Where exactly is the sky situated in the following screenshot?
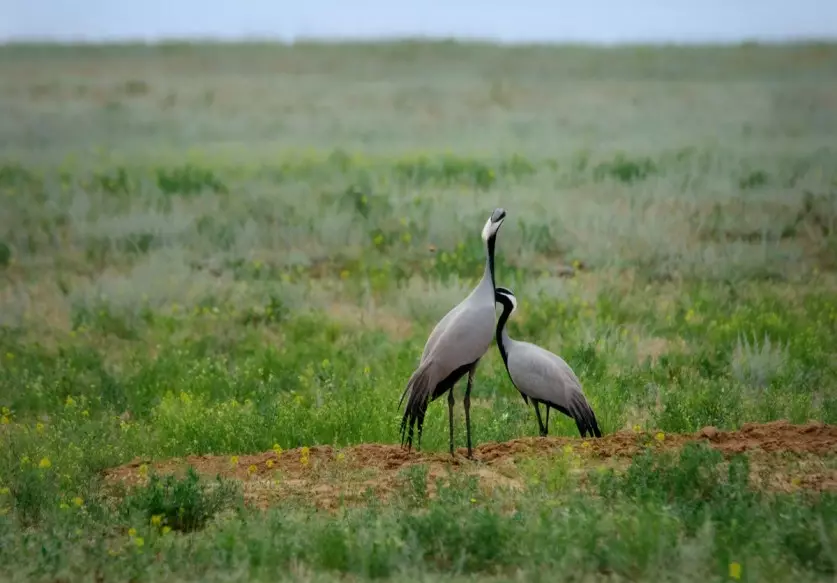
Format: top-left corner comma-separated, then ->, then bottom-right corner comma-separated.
2,0 -> 836,44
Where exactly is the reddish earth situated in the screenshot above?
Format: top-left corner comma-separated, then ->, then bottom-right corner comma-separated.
103,421 -> 837,510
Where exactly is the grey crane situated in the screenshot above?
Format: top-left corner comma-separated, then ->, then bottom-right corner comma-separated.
398,207 -> 508,458
494,286 -> 602,438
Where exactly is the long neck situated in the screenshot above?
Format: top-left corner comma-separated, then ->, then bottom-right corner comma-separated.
482,235 -> 497,290
495,303 -> 512,367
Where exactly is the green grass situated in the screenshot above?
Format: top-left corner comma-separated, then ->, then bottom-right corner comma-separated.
1,40 -> 837,581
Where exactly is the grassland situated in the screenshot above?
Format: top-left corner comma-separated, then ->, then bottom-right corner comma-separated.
1,40 -> 837,582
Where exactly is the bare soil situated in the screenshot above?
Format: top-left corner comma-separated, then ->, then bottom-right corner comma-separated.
103,420 -> 837,510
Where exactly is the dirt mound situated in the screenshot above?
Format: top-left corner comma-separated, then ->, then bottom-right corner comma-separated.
103,421 -> 837,510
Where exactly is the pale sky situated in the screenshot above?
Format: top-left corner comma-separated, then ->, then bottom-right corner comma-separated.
2,0 -> 836,44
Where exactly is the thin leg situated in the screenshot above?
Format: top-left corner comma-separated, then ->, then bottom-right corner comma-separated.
464,365 -> 476,458
447,388 -> 455,456
533,402 -> 547,437
545,405 -> 550,435
417,406 -> 426,451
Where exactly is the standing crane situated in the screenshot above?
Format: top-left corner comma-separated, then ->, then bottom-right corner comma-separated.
399,208 -> 507,458
494,286 -> 603,438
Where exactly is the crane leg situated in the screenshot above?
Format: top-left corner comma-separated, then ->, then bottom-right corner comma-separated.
533,402 -> 547,437
447,388 -> 455,456
545,405 -> 550,435
464,365 -> 475,459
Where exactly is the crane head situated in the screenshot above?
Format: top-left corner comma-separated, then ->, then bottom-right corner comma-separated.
494,286 -> 517,316
481,207 -> 507,242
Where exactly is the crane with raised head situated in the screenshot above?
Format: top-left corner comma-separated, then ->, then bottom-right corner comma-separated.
494,286 -> 602,438
399,207 -> 507,458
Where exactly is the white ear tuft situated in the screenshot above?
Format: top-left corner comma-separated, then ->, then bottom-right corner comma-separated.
481,217 -> 493,241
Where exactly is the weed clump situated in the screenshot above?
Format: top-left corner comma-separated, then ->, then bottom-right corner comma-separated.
123,466 -> 241,532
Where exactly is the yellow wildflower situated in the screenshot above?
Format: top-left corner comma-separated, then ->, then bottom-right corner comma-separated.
655,432 -> 665,442
247,464 -> 257,475
230,456 -> 239,467
151,515 -> 162,526
266,459 -> 274,469
65,396 -> 75,408
729,562 -> 742,580
128,528 -> 137,537
162,526 -> 172,535
35,423 -> 44,434
300,446 -> 310,466
72,496 -> 83,507
38,457 -> 51,469
632,424 -> 641,433
272,444 -> 283,458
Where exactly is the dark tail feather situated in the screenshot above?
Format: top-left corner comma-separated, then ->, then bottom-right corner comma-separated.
399,360 -> 436,450
569,393 -> 603,438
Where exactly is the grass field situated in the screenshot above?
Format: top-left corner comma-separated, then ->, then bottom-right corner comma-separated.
1,40 -> 837,582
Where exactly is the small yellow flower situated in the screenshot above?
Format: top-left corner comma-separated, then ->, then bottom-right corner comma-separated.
161,526 -> 172,535
272,444 -> 283,458
336,452 -> 345,462
300,446 -> 310,466
38,457 -> 52,469
72,496 -> 83,507
128,528 -> 137,537
632,424 -> 642,433
729,561 -> 742,580
134,536 -> 144,548
363,365 -> 371,375
35,422 -> 44,434
265,459 -> 274,469
655,432 -> 665,442
0,416 -> 8,425
150,514 -> 162,526
340,269 -> 350,280
581,441 -> 591,449
65,396 -> 75,408
138,464 -> 148,477
230,455 -> 239,467
247,464 -> 257,475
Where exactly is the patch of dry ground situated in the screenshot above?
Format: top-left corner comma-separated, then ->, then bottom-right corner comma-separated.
104,421 -> 837,510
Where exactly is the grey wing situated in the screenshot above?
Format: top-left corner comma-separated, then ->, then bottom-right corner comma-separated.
420,301 -> 464,362
424,303 -> 496,377
507,344 -> 581,404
